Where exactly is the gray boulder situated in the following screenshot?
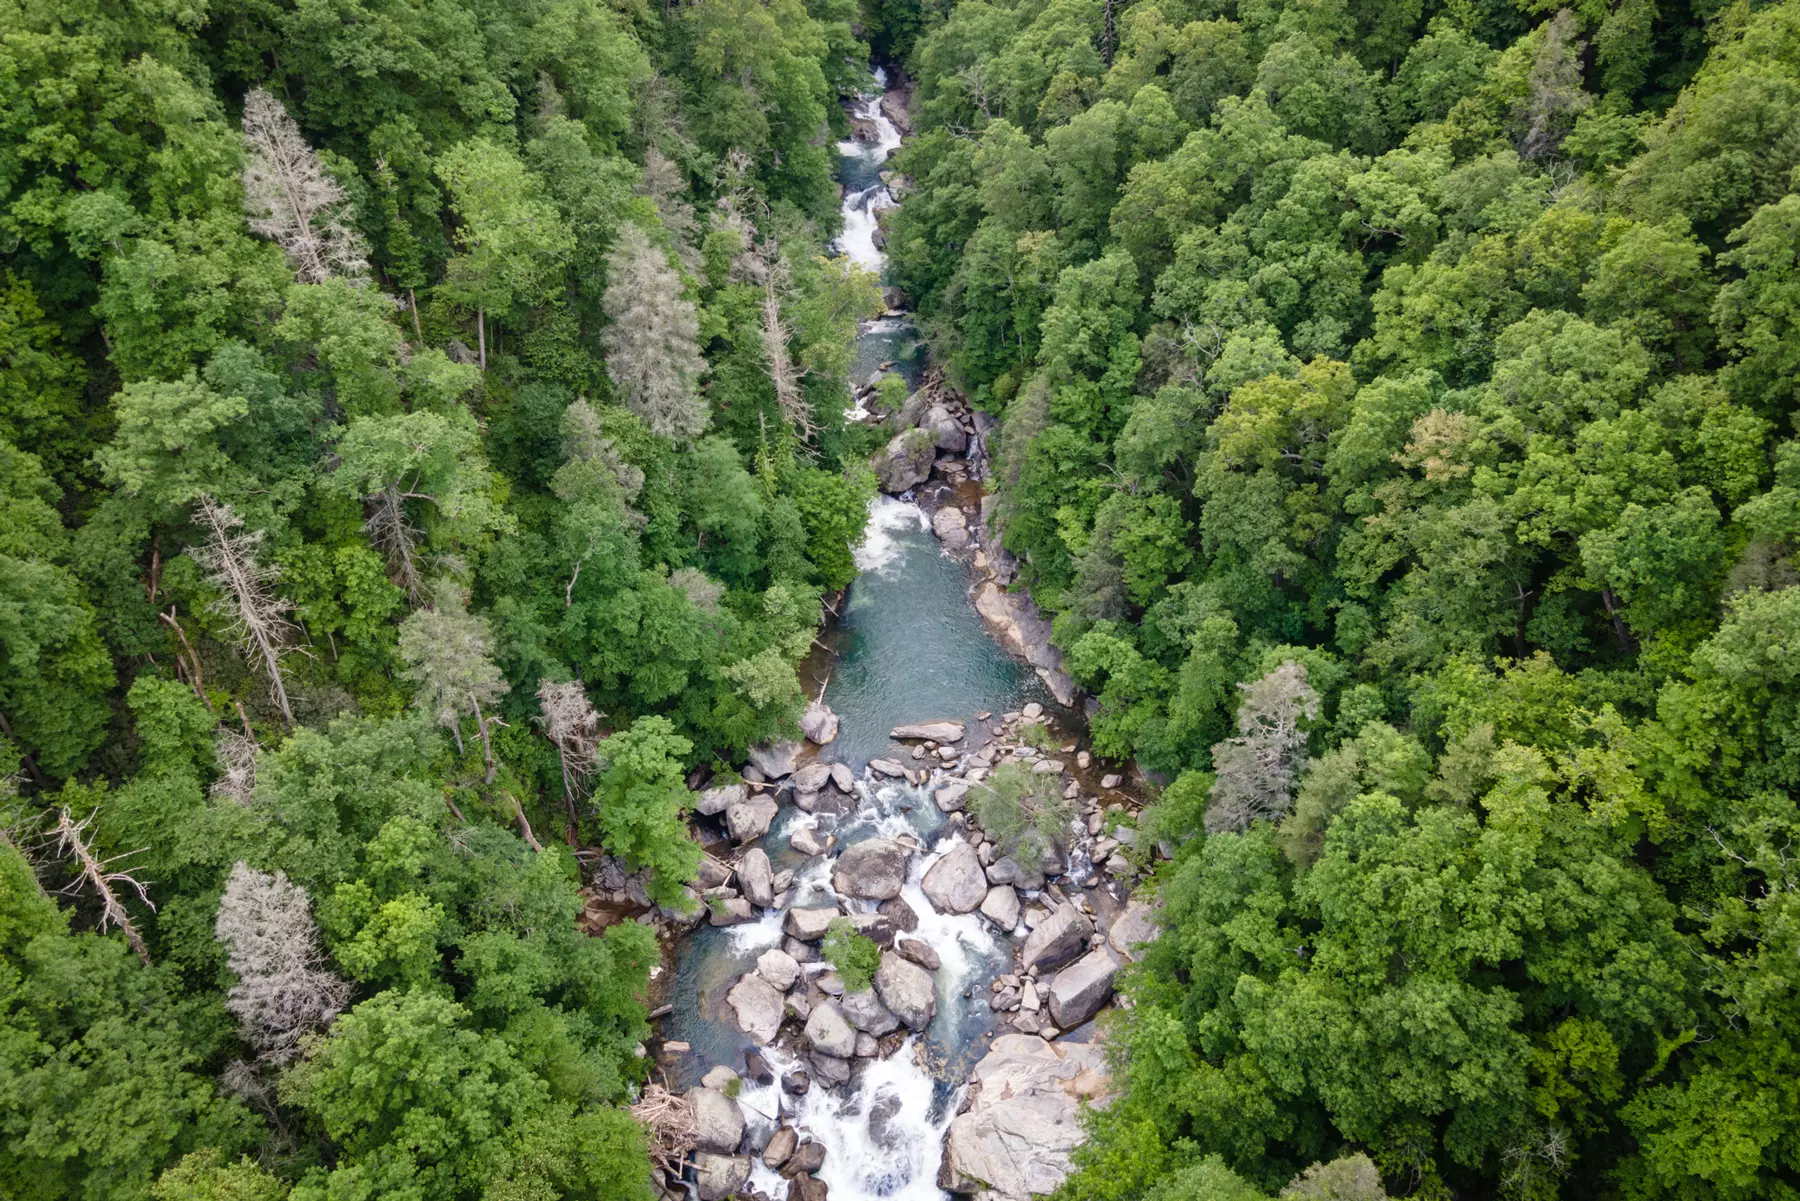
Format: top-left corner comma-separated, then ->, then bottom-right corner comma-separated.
891,721 -> 965,742
923,404 -> 968,453
791,826 -> 829,857
800,701 -> 839,745
695,782 -> 746,816
1019,902 -> 1091,973
839,987 -> 901,1036
874,951 -> 936,1030
727,793 -> 779,844
1107,899 -> 1159,961
792,762 -> 833,792
784,906 -> 841,941
934,783 -> 969,812
804,999 -> 857,1058
1047,947 -> 1118,1029
748,741 -> 802,778
829,762 -> 856,792
691,1087 -> 745,1154
726,972 -> 785,1044
921,843 -> 987,915
895,936 -> 941,970
757,947 -> 800,992
874,428 -> 937,494
831,837 -> 909,900
868,757 -> 906,777
764,1126 -> 797,1169
932,506 -> 969,547
980,884 -> 1021,930
694,1152 -> 750,1201
710,897 -> 755,926
738,848 -> 775,907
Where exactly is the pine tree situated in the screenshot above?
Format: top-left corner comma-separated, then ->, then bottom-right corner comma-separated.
240,88 -> 369,284
600,223 -> 709,439
1204,661 -> 1320,834
190,497 -> 297,725
214,861 -> 352,1063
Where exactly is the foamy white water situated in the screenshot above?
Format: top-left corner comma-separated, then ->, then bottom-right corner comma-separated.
834,69 -> 904,271
853,496 -> 932,575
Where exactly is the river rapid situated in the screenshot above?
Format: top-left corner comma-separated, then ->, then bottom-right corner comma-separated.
657,68 -> 1060,1201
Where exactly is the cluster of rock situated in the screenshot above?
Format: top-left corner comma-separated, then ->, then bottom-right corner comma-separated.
686,1062 -> 830,1201
864,372 -> 993,495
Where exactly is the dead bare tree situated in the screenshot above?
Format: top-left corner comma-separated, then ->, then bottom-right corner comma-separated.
760,254 -> 818,444
363,482 -> 427,605
53,807 -> 154,965
215,862 -> 353,1063
190,496 -> 297,725
211,730 -> 259,805
1204,661 -> 1320,835
1514,9 -> 1592,161
536,679 -> 602,827
240,88 -> 370,283
397,589 -> 510,783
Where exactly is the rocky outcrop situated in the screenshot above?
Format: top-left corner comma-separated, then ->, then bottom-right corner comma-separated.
1019,902 -> 1091,973
972,582 -> 1077,705
727,972 -> 785,1044
874,951 -> 936,1030
1047,948 -> 1118,1029
891,721 -> 965,742
940,1035 -> 1107,1200
921,843 -> 987,915
832,837 -> 909,900
874,428 -> 937,493
1107,900 -> 1158,961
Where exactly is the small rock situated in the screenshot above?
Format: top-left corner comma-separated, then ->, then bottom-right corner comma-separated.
1101,773 -> 1123,790
788,1173 -> 829,1201
1032,759 -> 1064,775
1022,703 -> 1044,719
790,826 -> 829,857
700,1065 -> 740,1092
1076,751 -> 1091,770
1020,979 -> 1041,1012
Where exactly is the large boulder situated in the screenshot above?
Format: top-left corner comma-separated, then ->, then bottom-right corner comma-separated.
980,884 -> 1021,930
804,999 -> 858,1058
710,897 -> 755,926
931,506 -> 969,548
874,428 -> 937,494
757,947 -> 801,992
891,721 -> 965,742
800,701 -> 839,745
748,741 -> 802,779
738,848 -> 775,908
785,906 -> 841,941
1107,899 -> 1159,961
726,972 -> 785,1044
832,837 -> 909,900
792,762 -> 834,793
1019,902 -> 1091,973
764,1126 -> 798,1169
839,987 -> 901,1036
921,843 -> 987,915
694,1152 -> 751,1201
691,1087 -> 745,1154
1047,948 -> 1118,1029
922,404 -> 968,453
727,793 -> 779,844
940,1035 -> 1108,1200
695,782 -> 746,816
874,951 -> 936,1030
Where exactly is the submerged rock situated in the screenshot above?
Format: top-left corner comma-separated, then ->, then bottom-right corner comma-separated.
940,1035 -> 1108,1199
921,842 -> 987,914
831,837 -> 909,900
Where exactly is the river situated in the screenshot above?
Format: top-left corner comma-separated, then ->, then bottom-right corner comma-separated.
657,67 -> 1059,1201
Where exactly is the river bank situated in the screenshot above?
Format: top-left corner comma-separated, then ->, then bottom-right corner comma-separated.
606,65 -> 1159,1201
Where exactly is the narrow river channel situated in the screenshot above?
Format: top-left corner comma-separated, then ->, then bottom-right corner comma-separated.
658,67 -> 1058,1201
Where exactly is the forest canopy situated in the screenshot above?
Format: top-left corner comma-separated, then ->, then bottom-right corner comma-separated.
0,0 -> 881,1196
876,0 -> 1800,1196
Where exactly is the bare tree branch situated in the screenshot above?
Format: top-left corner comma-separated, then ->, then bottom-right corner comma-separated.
190,496 -> 297,724
241,88 -> 370,284
53,807 -> 154,965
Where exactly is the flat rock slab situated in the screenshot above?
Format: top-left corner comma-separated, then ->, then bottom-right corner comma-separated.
941,1035 -> 1109,1200
891,721 -> 966,742
1047,947 -> 1118,1029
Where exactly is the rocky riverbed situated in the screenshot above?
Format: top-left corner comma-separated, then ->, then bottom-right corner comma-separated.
580,65 -> 1163,1201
